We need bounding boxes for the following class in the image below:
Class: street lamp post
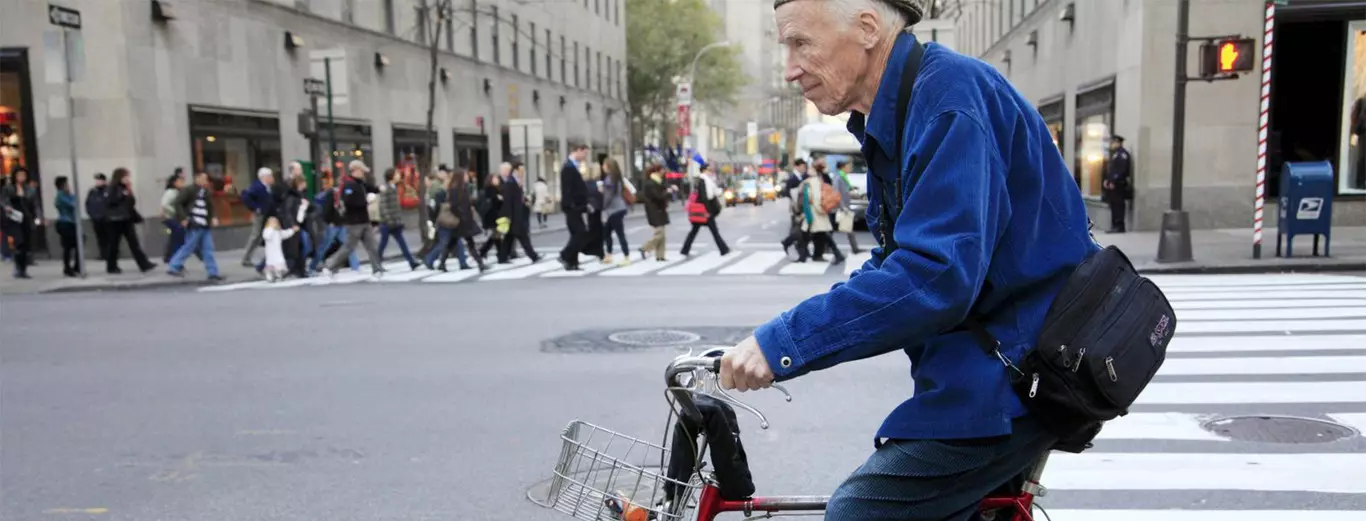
[682,41,732,177]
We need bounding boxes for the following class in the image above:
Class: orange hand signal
[1219,43,1240,72]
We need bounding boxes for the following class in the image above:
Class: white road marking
[718,252,788,275]
[1164,289,1366,299]
[778,260,837,275]
[542,260,621,277]
[1328,413,1366,434]
[1159,356,1366,375]
[1178,307,1366,321]
[844,252,873,274]
[1147,274,1366,286]
[1044,453,1366,493]
[371,269,440,282]
[659,252,737,276]
[421,268,486,283]
[1167,335,1366,352]
[1092,413,1225,441]
[1176,319,1366,334]
[599,256,687,277]
[1171,298,1366,310]
[477,260,563,281]
[1134,381,1366,404]
[626,225,648,234]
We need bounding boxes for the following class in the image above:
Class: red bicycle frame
[690,452,1049,521]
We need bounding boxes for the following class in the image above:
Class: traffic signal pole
[1159,0,1249,264]
[1160,0,1194,264]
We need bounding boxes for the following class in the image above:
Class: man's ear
[857,11,882,50]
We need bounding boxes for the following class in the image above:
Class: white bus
[794,123,869,225]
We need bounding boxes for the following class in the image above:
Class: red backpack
[686,190,710,224]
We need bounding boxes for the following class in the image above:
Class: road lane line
[1135,381,1366,404]
[1179,307,1366,321]
[370,269,440,282]
[421,268,485,283]
[542,259,621,277]
[1148,274,1366,286]
[599,256,686,277]
[1044,453,1366,493]
[1172,298,1366,310]
[478,260,564,281]
[1169,290,1366,300]
[778,260,837,275]
[719,252,788,275]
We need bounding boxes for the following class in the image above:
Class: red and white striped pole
[1253,1,1276,259]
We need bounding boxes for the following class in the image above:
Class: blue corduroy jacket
[754,33,1100,443]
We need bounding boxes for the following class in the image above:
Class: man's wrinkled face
[778,2,869,115]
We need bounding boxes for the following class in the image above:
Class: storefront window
[189,109,281,226]
[1,49,35,184]
[1342,22,1366,194]
[321,121,373,174]
[1038,97,1065,166]
[1074,84,1114,198]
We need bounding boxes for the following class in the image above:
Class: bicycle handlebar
[665,347,791,430]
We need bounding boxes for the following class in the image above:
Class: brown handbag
[436,202,461,229]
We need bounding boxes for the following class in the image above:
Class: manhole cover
[608,329,702,346]
[543,327,754,353]
[1202,415,1357,444]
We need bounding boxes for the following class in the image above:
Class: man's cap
[348,159,371,173]
[1112,135,1126,143]
[774,0,924,25]
[94,173,107,181]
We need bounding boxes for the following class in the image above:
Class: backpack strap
[875,34,925,251]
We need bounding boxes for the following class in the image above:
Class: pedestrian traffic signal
[1199,38,1256,79]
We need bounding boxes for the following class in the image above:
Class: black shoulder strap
[877,36,925,251]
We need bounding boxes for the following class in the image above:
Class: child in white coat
[261,216,298,282]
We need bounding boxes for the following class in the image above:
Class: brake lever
[696,372,794,431]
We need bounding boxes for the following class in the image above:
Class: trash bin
[1276,160,1334,257]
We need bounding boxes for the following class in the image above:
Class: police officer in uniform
[1103,135,1132,233]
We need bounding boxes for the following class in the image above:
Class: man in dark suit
[558,144,591,270]
[1102,134,1132,233]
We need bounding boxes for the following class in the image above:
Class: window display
[1343,22,1366,194]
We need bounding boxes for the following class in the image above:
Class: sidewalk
[1095,226,1366,274]
[0,212,647,295]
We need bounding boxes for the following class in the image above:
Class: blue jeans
[167,228,220,278]
[423,229,471,268]
[378,224,416,266]
[311,225,359,271]
[824,416,1056,521]
[162,219,187,263]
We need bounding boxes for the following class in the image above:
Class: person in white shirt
[260,216,298,282]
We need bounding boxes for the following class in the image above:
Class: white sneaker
[324,269,336,279]
[617,257,632,266]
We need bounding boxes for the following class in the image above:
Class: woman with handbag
[424,168,486,272]
[104,167,158,274]
[678,163,731,257]
[475,171,506,262]
[1,167,38,278]
[600,158,632,266]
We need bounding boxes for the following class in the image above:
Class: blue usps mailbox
[1276,161,1334,257]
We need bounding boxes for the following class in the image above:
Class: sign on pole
[49,3,87,277]
[676,105,691,139]
[676,83,693,107]
[509,119,544,183]
[48,4,81,28]
[303,78,326,96]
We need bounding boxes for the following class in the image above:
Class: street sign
[508,119,544,151]
[48,4,81,29]
[676,82,693,106]
[303,78,326,96]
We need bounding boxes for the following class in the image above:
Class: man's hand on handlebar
[719,336,775,392]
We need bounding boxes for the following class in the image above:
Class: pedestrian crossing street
[198,249,871,292]
[1020,273,1366,519]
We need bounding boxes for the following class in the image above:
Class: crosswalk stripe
[1160,355,1366,375]
[1092,412,1224,441]
[1044,453,1366,493]
[1177,319,1366,334]
[312,270,375,285]
[599,256,686,277]
[1135,381,1366,404]
[844,252,872,274]
[1148,274,1366,286]
[1045,511,1365,521]
[542,259,621,277]
[1172,298,1366,310]
[1161,283,1366,292]
[718,252,788,275]
[421,268,486,283]
[478,260,563,281]
[1179,307,1366,321]
[198,280,268,292]
[1168,335,1366,352]
[1328,413,1366,434]
[778,260,837,275]
[660,252,735,276]
[371,268,439,282]
[1164,289,1366,299]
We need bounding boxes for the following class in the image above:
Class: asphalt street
[2,201,1364,521]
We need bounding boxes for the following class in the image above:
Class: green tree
[626,0,747,142]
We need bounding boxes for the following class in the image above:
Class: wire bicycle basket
[531,420,703,521]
